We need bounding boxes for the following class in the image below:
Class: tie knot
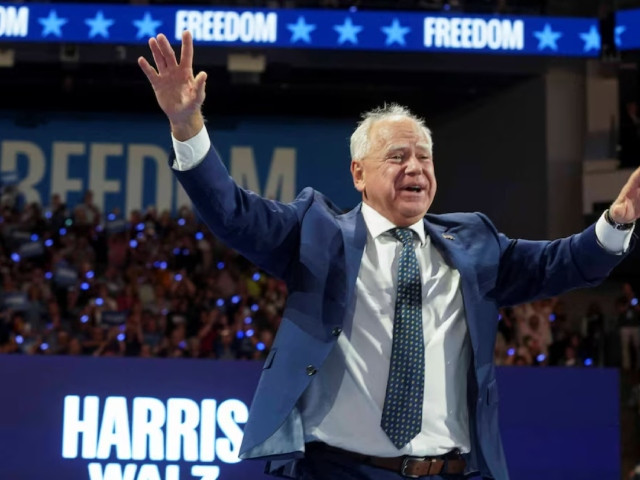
[391,228,414,246]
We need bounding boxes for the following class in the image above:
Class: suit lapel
[337,204,367,314]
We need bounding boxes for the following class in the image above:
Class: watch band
[604,209,635,231]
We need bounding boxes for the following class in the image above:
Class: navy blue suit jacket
[174,146,626,480]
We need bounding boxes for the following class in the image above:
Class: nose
[405,154,421,174]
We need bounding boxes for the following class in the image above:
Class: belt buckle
[400,456,433,478]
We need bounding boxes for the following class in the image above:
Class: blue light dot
[584,358,593,366]
[80,315,89,323]
[178,218,186,226]
[251,304,259,312]
[129,239,138,248]
[246,329,254,337]
[236,331,245,339]
[44,239,53,247]
[40,343,49,351]
[175,274,183,282]
[15,335,23,345]
[45,211,52,219]
[80,282,89,291]
[216,299,225,307]
[119,324,126,332]
[95,225,103,232]
[536,354,546,362]
[65,218,72,226]
[252,273,261,282]
[10,253,20,262]
[153,261,160,268]
[173,248,181,255]
[549,313,556,322]
[195,232,204,240]
[498,314,502,321]
[59,227,67,236]
[30,233,39,241]
[217,261,225,270]
[117,333,125,342]
[231,295,241,304]
[244,316,252,325]
[86,271,94,279]
[507,348,515,356]
[136,222,145,231]
[256,342,266,351]
[107,213,116,221]
[159,261,167,270]
[178,340,186,349]
[45,272,52,279]
[95,298,104,306]
[632,298,639,307]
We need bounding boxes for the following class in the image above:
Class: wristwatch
[604,209,635,231]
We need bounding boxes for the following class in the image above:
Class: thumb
[609,201,629,223]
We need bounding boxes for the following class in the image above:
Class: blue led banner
[0,2,602,57]
[616,8,640,50]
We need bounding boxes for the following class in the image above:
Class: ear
[351,160,365,192]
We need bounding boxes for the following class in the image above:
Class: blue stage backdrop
[0,112,359,216]
[0,356,620,480]
[0,2,602,57]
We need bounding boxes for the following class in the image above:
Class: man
[139,31,640,479]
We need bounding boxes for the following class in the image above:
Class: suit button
[306,365,317,376]
[331,327,342,336]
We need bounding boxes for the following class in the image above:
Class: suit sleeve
[476,213,630,307]
[172,145,313,281]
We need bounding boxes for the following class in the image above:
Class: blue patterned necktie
[381,227,425,449]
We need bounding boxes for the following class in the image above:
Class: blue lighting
[95,298,104,306]
[10,253,20,262]
[86,270,94,279]
[584,358,593,366]
[536,354,546,363]
[217,261,225,270]
[182,248,190,256]
[129,239,138,248]
[195,232,204,240]
[80,315,89,323]
[257,342,266,351]
[173,248,181,255]
[244,316,252,325]
[44,239,53,247]
[65,218,73,226]
[117,333,125,342]
[236,331,245,339]
[59,227,67,236]
[107,213,116,221]
[498,313,502,321]
[44,272,52,279]
[80,282,90,291]
[40,343,49,351]
[251,304,259,312]
[95,225,103,232]
[549,313,556,322]
[175,274,183,282]
[632,298,639,307]
[178,340,186,349]
[252,272,261,281]
[507,348,515,356]
[30,233,39,241]
[137,232,144,239]
[231,295,241,304]
[136,222,145,231]
[246,329,254,337]
[216,299,225,307]
[15,335,23,345]
[45,211,52,219]
[177,218,186,226]
[159,261,167,270]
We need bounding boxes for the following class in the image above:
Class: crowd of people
[0,190,638,368]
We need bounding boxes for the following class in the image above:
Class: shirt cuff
[171,125,211,171]
[595,211,635,254]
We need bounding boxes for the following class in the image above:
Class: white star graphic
[533,23,562,51]
[85,11,115,39]
[287,16,316,44]
[38,10,68,38]
[333,17,363,45]
[615,25,626,47]
[133,12,162,40]
[381,18,410,46]
[579,25,600,52]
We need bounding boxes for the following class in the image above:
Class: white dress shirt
[173,127,635,455]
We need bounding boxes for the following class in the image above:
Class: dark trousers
[296,447,469,480]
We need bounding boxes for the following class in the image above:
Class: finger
[137,56,158,82]
[180,30,194,69]
[157,33,178,68]
[194,71,207,102]
[148,37,167,73]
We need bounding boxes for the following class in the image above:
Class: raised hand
[138,30,207,141]
[610,166,640,224]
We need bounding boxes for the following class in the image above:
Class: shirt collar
[360,202,426,246]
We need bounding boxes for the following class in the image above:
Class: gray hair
[349,103,433,161]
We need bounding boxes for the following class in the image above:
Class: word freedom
[423,16,524,50]
[175,9,277,43]
[0,5,27,37]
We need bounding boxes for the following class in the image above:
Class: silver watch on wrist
[604,209,635,231]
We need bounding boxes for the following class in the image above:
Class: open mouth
[403,186,424,193]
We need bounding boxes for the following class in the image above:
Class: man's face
[351,116,436,226]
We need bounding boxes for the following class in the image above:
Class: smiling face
[351,116,436,226]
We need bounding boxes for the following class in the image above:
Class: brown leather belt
[306,442,466,477]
